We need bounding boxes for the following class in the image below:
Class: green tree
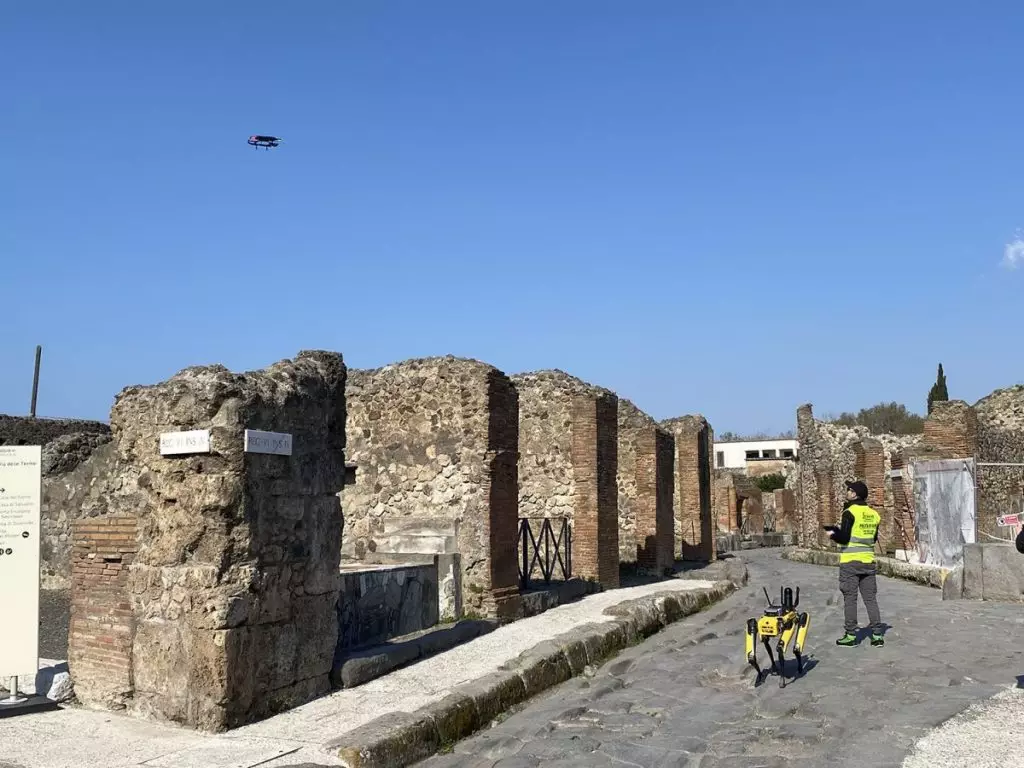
[927,363,949,414]
[754,473,787,493]
[830,402,925,435]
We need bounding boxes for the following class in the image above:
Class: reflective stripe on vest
[839,504,880,563]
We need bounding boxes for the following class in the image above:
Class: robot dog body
[744,586,810,687]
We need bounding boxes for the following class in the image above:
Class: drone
[248,135,282,150]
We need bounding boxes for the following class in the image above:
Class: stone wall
[714,470,760,533]
[974,387,1024,541]
[618,399,674,572]
[662,416,715,562]
[337,563,439,652]
[746,458,794,479]
[774,488,798,533]
[41,440,117,589]
[0,414,110,447]
[795,404,921,550]
[633,428,674,574]
[0,417,114,589]
[68,350,348,731]
[513,371,619,587]
[343,357,521,619]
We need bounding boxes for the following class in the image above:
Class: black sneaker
[870,634,885,647]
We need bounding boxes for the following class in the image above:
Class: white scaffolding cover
[912,458,976,568]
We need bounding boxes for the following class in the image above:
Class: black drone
[248,135,282,150]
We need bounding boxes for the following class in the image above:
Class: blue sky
[3,1,1022,434]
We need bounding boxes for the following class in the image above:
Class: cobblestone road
[419,550,1024,768]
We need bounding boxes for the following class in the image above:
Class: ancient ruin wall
[0,414,110,447]
[796,404,920,550]
[633,427,675,574]
[0,416,114,588]
[514,371,619,587]
[69,351,347,731]
[617,399,657,564]
[343,357,520,618]
[662,416,715,561]
[975,387,1024,540]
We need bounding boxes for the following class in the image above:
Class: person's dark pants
[839,561,882,635]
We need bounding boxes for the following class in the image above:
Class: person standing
[824,480,885,647]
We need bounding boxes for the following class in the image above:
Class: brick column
[890,451,917,553]
[854,438,888,552]
[68,516,137,709]
[662,416,715,562]
[571,393,619,588]
[484,370,522,620]
[635,428,674,574]
[924,401,979,458]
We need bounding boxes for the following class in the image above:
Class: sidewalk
[0,571,735,768]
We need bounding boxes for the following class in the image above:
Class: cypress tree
[927,363,949,414]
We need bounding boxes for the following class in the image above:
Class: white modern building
[713,438,799,469]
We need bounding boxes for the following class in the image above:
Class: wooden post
[30,345,41,418]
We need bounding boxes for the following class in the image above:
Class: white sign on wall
[0,446,41,678]
[159,429,211,456]
[244,429,293,456]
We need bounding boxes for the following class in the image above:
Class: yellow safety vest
[839,504,880,564]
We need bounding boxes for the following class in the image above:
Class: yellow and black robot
[745,586,810,688]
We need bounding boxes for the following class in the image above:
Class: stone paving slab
[417,550,1024,768]
[0,571,727,768]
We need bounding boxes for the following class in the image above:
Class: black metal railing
[518,517,571,589]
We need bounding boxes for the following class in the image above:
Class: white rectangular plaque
[0,446,41,677]
[244,429,293,456]
[159,429,211,455]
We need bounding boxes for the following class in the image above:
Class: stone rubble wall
[795,404,921,550]
[342,357,520,619]
[974,387,1024,541]
[661,415,716,561]
[713,470,760,533]
[617,398,658,564]
[0,414,110,447]
[512,370,619,587]
[633,428,675,574]
[69,350,348,732]
[0,416,114,589]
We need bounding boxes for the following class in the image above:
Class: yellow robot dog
[744,586,810,688]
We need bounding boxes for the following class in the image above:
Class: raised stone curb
[326,580,737,768]
[781,547,952,588]
[334,619,497,688]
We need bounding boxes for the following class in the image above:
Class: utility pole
[30,345,41,418]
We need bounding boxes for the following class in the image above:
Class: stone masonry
[966,391,1020,541]
[796,404,921,550]
[853,437,888,550]
[68,350,348,731]
[343,357,521,619]
[618,398,674,572]
[0,414,110,447]
[633,427,675,574]
[661,415,716,562]
[0,415,114,589]
[69,516,137,709]
[513,371,619,588]
[774,488,798,533]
